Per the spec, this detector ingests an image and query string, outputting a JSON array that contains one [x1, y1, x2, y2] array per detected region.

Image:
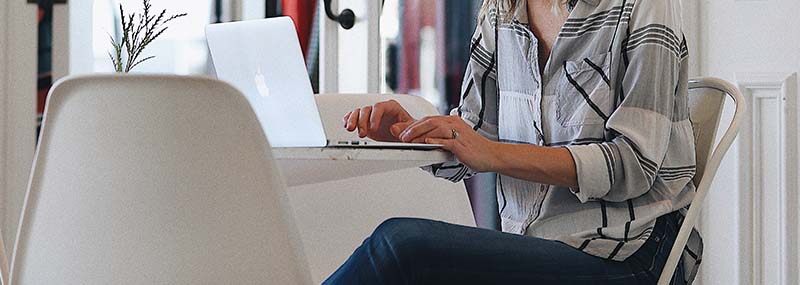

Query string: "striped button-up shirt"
[[423, 0, 702, 282]]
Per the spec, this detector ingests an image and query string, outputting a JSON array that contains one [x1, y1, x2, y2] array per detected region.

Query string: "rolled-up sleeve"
[[566, 0, 689, 202]]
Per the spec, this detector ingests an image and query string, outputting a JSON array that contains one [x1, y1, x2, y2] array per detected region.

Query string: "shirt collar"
[[512, 0, 601, 24], [581, 0, 601, 6]]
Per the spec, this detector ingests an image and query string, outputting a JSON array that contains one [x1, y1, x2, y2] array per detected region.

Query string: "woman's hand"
[[344, 100, 416, 142], [399, 116, 499, 172]]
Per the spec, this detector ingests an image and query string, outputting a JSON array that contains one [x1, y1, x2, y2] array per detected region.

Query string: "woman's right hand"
[[343, 100, 416, 142]]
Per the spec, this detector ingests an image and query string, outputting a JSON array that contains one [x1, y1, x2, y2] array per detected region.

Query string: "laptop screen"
[[206, 17, 328, 148]]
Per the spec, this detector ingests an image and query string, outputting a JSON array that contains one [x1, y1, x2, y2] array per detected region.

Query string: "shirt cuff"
[[565, 144, 612, 203]]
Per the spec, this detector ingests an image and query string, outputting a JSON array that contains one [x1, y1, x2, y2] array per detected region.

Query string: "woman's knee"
[[369, 218, 438, 260]]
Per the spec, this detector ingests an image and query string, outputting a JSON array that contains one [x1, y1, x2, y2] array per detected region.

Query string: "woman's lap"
[[324, 214, 683, 285]]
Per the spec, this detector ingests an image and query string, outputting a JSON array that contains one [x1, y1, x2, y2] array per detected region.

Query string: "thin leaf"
[[127, 56, 156, 72]]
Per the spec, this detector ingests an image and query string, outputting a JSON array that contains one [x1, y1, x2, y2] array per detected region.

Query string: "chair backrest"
[[657, 78, 747, 285], [315, 94, 440, 141], [0, 227, 6, 285], [9, 75, 311, 284], [687, 80, 727, 186]]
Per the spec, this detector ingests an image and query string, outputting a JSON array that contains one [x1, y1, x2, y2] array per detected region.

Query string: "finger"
[[391, 121, 414, 138], [369, 103, 386, 131], [346, 108, 360, 132], [358, 106, 372, 137], [425, 138, 456, 152], [399, 116, 437, 136], [407, 126, 454, 144], [400, 120, 439, 142], [343, 111, 352, 128]]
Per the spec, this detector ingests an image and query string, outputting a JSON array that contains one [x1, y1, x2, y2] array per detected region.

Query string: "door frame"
[[319, 0, 381, 94], [0, 0, 38, 257]]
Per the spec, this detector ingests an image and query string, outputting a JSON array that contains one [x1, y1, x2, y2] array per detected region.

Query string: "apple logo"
[[254, 66, 271, 97]]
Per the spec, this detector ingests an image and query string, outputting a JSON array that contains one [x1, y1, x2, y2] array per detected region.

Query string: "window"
[[92, 0, 215, 75], [379, 0, 481, 113]]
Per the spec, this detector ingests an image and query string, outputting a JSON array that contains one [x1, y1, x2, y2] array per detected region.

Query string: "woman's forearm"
[[488, 142, 579, 188]]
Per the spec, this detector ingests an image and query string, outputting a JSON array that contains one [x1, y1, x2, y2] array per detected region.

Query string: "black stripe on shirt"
[[563, 4, 634, 28], [450, 166, 469, 182], [499, 175, 508, 213], [660, 170, 696, 177], [685, 246, 699, 260], [437, 164, 465, 171], [470, 41, 495, 73], [507, 21, 533, 40], [679, 35, 689, 59], [660, 167, 697, 180], [583, 58, 611, 86], [560, 6, 634, 38], [607, 241, 626, 260], [457, 79, 475, 116], [474, 21, 499, 131], [562, 13, 632, 32], [560, 19, 632, 38], [546, 137, 606, 147], [622, 137, 658, 183], [624, 199, 635, 242], [625, 25, 684, 58], [499, 138, 535, 145], [616, 26, 632, 105], [578, 239, 592, 251], [597, 200, 609, 237], [661, 165, 696, 172], [662, 173, 695, 182], [607, 0, 629, 53], [626, 38, 682, 58], [563, 62, 610, 121], [469, 34, 483, 56], [598, 144, 615, 187], [628, 24, 681, 48], [604, 144, 618, 185]]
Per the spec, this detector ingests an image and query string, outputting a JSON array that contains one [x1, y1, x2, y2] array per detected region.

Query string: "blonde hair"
[[481, 0, 568, 21]]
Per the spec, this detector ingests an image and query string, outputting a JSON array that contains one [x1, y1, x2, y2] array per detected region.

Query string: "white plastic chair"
[[287, 94, 474, 283], [9, 75, 312, 284], [657, 78, 747, 284], [0, 228, 7, 285]]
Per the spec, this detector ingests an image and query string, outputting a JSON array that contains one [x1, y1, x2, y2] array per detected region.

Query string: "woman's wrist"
[[482, 142, 579, 188], [484, 141, 506, 173]]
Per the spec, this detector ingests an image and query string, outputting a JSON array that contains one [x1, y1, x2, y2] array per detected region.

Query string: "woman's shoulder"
[[625, 0, 684, 30]]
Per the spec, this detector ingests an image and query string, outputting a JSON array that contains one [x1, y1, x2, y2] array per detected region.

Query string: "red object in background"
[[399, 0, 437, 93], [282, 0, 317, 58]]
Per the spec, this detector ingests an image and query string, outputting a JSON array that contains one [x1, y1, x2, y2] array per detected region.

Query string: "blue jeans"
[[324, 212, 685, 285]]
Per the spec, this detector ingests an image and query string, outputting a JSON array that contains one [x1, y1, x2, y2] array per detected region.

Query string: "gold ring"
[[451, 129, 459, 140]]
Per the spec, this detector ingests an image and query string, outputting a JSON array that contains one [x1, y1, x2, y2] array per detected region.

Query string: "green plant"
[[109, 0, 187, 73]]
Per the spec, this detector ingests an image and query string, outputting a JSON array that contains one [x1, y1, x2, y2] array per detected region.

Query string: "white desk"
[[273, 148, 453, 186]]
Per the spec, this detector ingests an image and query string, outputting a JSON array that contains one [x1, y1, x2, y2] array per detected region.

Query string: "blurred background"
[[33, 0, 483, 120]]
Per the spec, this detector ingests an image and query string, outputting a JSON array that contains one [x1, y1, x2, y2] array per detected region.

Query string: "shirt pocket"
[[556, 52, 613, 128]]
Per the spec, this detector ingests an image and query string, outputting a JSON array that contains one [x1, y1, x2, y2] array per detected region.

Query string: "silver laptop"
[[206, 17, 439, 150]]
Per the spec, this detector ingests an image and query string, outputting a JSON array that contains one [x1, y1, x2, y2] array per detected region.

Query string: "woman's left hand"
[[398, 116, 499, 172]]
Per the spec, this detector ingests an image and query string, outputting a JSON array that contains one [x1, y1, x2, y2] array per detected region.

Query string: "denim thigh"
[[324, 213, 683, 285]]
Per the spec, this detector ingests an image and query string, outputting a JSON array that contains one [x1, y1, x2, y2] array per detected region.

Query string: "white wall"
[[696, 0, 800, 284], [68, 0, 94, 76], [0, 0, 38, 257]]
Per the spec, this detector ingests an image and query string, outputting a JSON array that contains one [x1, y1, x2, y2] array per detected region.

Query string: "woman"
[[326, 0, 700, 284]]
